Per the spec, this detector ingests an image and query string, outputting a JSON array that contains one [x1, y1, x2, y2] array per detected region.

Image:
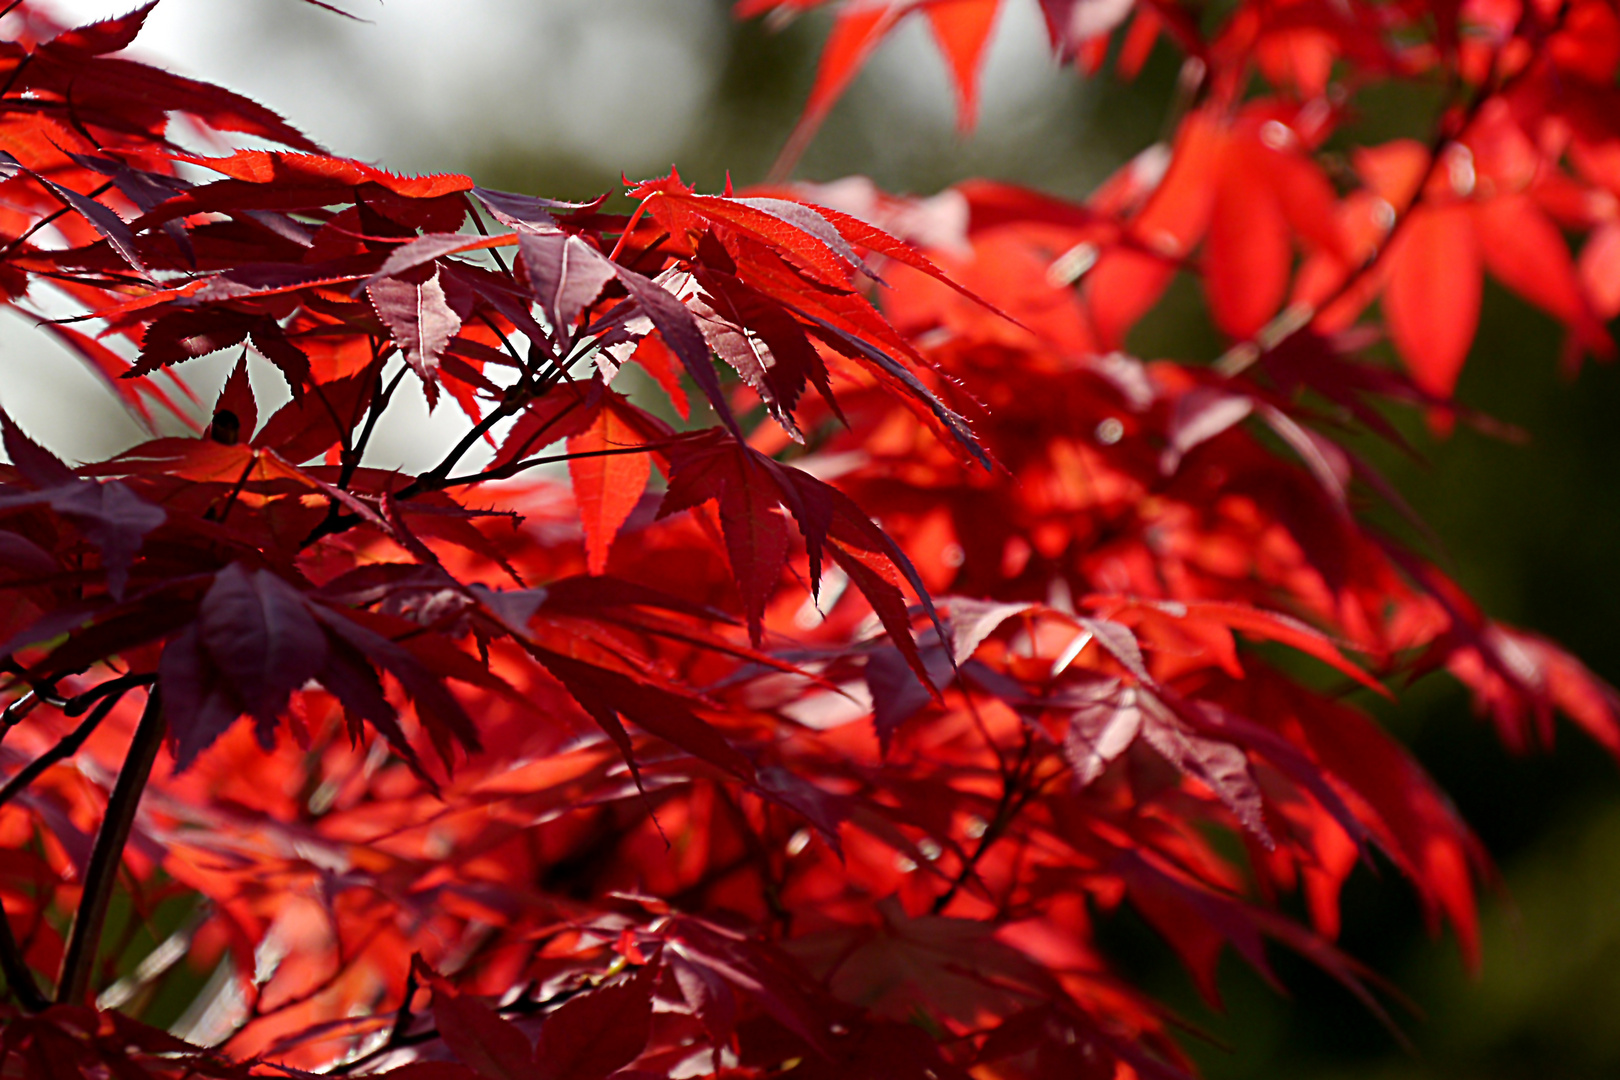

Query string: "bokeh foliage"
[[478, 7, 1620, 1078]]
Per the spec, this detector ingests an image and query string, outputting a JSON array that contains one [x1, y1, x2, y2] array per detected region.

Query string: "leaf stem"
[[341, 360, 408, 489], [0, 684, 138, 813], [437, 440, 669, 488], [490, 393, 587, 472], [0, 51, 37, 105], [477, 310, 531, 372], [386, 963, 420, 1045], [605, 199, 652, 264], [56, 686, 165, 1005], [462, 196, 512, 275], [208, 453, 258, 525], [1215, 52, 1508, 379], [0, 180, 115, 261], [930, 728, 1037, 915], [399, 395, 529, 498]]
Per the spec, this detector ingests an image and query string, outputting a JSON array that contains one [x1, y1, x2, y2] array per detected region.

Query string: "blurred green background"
[[26, 2, 1620, 1075]]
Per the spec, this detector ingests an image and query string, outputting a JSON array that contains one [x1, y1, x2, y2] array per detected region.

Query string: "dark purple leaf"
[[1180, 697, 1372, 852], [249, 321, 312, 391], [611, 265, 740, 438], [315, 636, 421, 771], [532, 966, 655, 1080], [0, 413, 166, 598], [46, 481, 166, 599], [670, 953, 738, 1049], [753, 767, 849, 854], [865, 644, 953, 752], [943, 598, 1033, 665], [800, 312, 989, 469], [368, 265, 465, 384], [1133, 685, 1271, 844], [432, 986, 533, 1080], [63, 150, 190, 213], [687, 280, 802, 439], [530, 647, 753, 781], [663, 916, 830, 1055], [0, 531, 59, 578], [1076, 616, 1152, 683], [472, 186, 605, 233], [1063, 678, 1145, 786], [518, 232, 616, 351], [0, 151, 147, 275], [691, 268, 827, 430], [197, 563, 328, 727], [1059, 676, 1271, 843], [371, 232, 508, 281], [160, 623, 244, 770], [441, 262, 552, 359], [313, 606, 483, 760], [0, 409, 78, 489], [63, 148, 195, 263], [130, 308, 255, 376]]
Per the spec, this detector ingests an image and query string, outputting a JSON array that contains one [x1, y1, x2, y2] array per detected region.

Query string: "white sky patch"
[[36, 0, 727, 174]]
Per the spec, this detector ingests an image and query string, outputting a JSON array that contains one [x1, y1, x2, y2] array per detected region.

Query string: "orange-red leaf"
[[1383, 205, 1481, 397], [568, 400, 653, 575], [925, 0, 1005, 130]]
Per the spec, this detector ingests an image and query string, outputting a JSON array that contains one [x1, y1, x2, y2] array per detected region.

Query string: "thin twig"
[[0, 686, 134, 812], [324, 983, 577, 1075], [387, 965, 420, 1045], [0, 892, 46, 1012], [308, 376, 355, 455], [397, 396, 530, 498], [341, 360, 408, 489], [0, 51, 35, 103], [0, 690, 39, 747], [1216, 54, 1506, 379], [931, 728, 1038, 915], [478, 392, 586, 477], [437, 441, 665, 488], [56, 687, 165, 1005], [476, 309, 543, 380], [64, 673, 154, 718], [208, 453, 258, 525], [462, 198, 511, 275], [0, 180, 116, 261]]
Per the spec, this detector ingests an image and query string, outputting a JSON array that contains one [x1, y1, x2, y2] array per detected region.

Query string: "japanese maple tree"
[[0, 0, 1615, 1076]]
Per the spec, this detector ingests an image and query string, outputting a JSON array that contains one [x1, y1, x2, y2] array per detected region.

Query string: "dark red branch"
[[0, 892, 46, 1012], [56, 686, 165, 1005]]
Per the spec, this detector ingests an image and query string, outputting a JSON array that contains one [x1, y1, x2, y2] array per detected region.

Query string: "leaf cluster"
[[0, 1, 1616, 1078]]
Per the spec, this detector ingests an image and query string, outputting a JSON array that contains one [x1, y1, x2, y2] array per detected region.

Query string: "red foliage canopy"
[[0, 0, 1616, 1077]]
